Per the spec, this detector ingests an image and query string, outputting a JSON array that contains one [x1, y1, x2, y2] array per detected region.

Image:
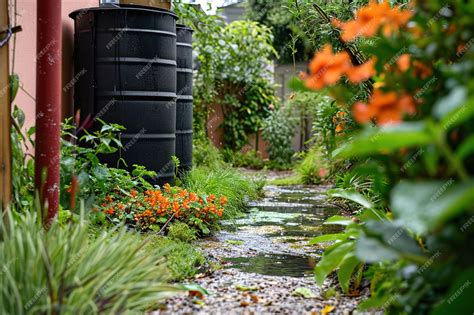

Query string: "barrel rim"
[[176, 24, 194, 32], [69, 5, 178, 20]]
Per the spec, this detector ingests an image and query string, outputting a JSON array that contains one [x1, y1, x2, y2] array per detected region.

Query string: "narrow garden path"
[[160, 176, 367, 314]]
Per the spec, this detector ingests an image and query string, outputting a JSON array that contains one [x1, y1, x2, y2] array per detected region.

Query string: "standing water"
[[217, 185, 342, 277], [161, 184, 365, 314]]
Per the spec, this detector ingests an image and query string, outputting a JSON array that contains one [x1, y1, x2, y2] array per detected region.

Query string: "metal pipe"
[[0, 0, 12, 210], [35, 0, 62, 224]]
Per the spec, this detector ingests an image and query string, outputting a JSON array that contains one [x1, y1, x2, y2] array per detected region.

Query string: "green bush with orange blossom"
[[97, 183, 228, 235]]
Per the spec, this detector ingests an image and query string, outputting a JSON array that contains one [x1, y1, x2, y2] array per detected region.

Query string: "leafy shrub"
[[167, 222, 197, 243], [192, 132, 225, 168], [183, 166, 259, 219], [297, 1, 474, 314], [295, 146, 330, 185], [98, 184, 227, 235], [262, 106, 297, 168], [223, 149, 265, 169], [61, 119, 157, 211], [0, 209, 179, 314]]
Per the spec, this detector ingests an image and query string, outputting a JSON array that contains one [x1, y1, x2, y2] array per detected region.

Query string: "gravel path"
[[157, 184, 367, 314]]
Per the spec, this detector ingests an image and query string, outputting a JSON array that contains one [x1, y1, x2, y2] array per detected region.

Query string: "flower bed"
[[98, 183, 228, 235]]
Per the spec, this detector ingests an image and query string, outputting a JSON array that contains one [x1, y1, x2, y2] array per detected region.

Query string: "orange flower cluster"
[[352, 89, 416, 125], [99, 185, 228, 233], [332, 1, 412, 42], [301, 44, 376, 90]]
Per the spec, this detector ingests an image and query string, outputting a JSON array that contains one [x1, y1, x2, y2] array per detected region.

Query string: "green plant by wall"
[[262, 106, 297, 169]]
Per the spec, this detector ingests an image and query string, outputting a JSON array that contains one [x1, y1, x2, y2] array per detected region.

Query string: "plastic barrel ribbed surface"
[[176, 24, 193, 174], [70, 5, 177, 185]]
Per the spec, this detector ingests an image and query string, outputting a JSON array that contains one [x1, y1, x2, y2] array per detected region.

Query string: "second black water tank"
[[176, 24, 193, 174]]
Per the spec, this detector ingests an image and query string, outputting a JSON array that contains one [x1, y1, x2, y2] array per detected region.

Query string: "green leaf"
[[328, 188, 374, 209], [456, 135, 474, 160], [391, 180, 474, 234], [337, 255, 360, 293], [441, 97, 474, 130], [10, 73, 19, 102], [323, 215, 353, 226], [291, 287, 318, 298], [333, 122, 434, 158], [433, 86, 467, 119], [363, 221, 424, 262], [355, 236, 400, 263], [288, 76, 312, 92], [432, 266, 474, 315], [309, 233, 348, 244], [315, 241, 354, 285]]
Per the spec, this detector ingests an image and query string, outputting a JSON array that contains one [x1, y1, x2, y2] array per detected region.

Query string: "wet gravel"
[[157, 269, 368, 315], [157, 183, 367, 314]]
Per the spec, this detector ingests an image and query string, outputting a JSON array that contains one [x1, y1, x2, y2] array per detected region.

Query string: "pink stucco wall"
[[10, 0, 98, 131]]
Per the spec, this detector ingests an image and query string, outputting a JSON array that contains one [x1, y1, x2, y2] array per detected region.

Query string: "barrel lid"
[[69, 4, 178, 20], [176, 24, 194, 32]]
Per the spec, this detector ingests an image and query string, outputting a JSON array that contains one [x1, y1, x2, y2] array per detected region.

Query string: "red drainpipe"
[[35, 0, 62, 225]]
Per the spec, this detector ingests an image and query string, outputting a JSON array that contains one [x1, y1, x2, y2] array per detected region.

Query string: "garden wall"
[[10, 0, 97, 134]]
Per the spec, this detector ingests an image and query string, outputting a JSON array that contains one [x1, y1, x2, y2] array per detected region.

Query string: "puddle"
[[224, 253, 317, 278], [206, 185, 343, 277]]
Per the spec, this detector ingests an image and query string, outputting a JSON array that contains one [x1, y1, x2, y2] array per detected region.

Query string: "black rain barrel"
[[70, 5, 177, 185], [176, 24, 193, 174]]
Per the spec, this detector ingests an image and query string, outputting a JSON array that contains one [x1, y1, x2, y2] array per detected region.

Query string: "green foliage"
[[223, 149, 265, 170], [167, 222, 197, 243], [192, 131, 225, 168], [0, 209, 180, 314], [60, 119, 155, 211], [174, 4, 279, 148], [183, 166, 259, 219], [143, 235, 205, 281], [11, 105, 35, 208], [302, 1, 474, 314], [262, 106, 297, 168], [295, 146, 330, 185]]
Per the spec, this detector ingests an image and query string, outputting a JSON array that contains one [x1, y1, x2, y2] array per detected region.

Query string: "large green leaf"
[[432, 266, 474, 315], [309, 233, 349, 244], [355, 236, 400, 262], [361, 221, 424, 263], [315, 241, 355, 285], [327, 188, 374, 209], [323, 215, 353, 226], [333, 122, 434, 158], [391, 180, 474, 235], [337, 255, 360, 293]]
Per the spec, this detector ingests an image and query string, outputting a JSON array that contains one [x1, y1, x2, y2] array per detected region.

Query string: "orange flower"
[[189, 192, 198, 202], [352, 89, 416, 125], [397, 54, 411, 72], [337, 111, 346, 118], [105, 207, 115, 215], [334, 1, 412, 42], [302, 45, 375, 90], [219, 196, 228, 206], [207, 194, 216, 203], [301, 44, 352, 90], [319, 168, 328, 178], [163, 183, 172, 193], [345, 58, 377, 83], [130, 190, 138, 198], [335, 124, 344, 133]]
